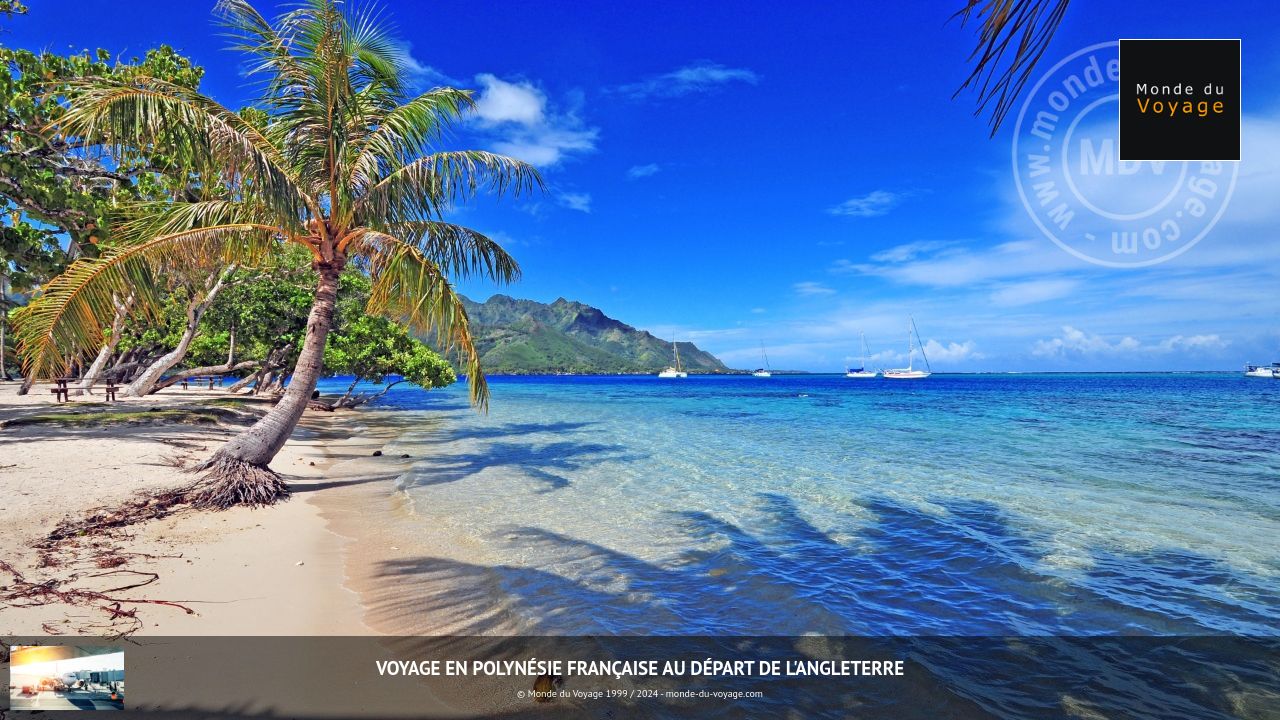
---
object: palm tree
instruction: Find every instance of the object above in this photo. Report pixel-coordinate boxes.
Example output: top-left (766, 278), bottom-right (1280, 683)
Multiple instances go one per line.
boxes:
top-left (14, 0), bottom-right (541, 507)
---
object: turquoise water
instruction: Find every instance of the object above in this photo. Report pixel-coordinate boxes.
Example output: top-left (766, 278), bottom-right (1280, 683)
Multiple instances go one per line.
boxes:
top-left (324, 373), bottom-right (1280, 637)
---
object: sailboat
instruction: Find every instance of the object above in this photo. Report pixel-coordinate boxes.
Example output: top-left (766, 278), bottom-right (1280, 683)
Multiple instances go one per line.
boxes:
top-left (658, 338), bottom-right (688, 378)
top-left (883, 318), bottom-right (931, 379)
top-left (752, 341), bottom-right (772, 377)
top-left (846, 332), bottom-right (878, 378)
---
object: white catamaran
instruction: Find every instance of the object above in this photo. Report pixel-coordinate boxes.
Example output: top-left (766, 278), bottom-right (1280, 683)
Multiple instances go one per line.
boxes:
top-left (883, 318), bottom-right (931, 379)
top-left (752, 341), bottom-right (772, 377)
top-left (1244, 363), bottom-right (1279, 378)
top-left (846, 331), bottom-right (878, 378)
top-left (658, 339), bottom-right (688, 378)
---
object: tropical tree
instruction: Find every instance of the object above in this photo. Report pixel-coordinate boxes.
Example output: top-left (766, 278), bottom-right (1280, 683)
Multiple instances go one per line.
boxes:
top-left (14, 0), bottom-right (541, 507)
top-left (0, 45), bottom-right (205, 391)
top-left (323, 272), bottom-right (455, 408)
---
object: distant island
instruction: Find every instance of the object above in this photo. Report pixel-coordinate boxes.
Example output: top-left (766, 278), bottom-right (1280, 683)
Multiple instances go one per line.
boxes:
top-left (459, 295), bottom-right (730, 375)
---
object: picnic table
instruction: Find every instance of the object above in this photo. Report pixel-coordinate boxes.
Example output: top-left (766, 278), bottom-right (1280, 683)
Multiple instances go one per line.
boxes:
top-left (50, 377), bottom-right (72, 402)
top-left (49, 378), bottom-right (118, 402)
top-left (180, 376), bottom-right (224, 390)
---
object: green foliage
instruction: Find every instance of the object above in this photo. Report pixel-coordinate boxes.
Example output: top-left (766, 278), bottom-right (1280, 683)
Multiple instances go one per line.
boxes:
top-left (324, 272), bottom-right (454, 391)
top-left (0, 44), bottom-right (206, 378)
top-left (1, 211), bottom-right (60, 295)
top-left (175, 263), bottom-right (455, 393)
top-left (0, 1), bottom-right (28, 19)
top-left (185, 248), bottom-right (317, 367)
top-left (325, 313), bottom-right (455, 390)
top-left (0, 45), bottom-right (203, 254)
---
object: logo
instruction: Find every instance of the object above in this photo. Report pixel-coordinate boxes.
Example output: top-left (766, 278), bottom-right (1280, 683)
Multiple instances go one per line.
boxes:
top-left (1012, 42), bottom-right (1238, 268)
top-left (1119, 39), bottom-right (1240, 161)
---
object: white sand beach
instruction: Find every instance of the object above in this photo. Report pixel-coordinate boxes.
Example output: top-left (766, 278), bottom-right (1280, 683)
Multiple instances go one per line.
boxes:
top-left (0, 381), bottom-right (398, 637)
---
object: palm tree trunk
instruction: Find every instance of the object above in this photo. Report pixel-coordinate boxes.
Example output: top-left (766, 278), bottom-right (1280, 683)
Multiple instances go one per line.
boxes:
top-left (191, 264), bottom-right (342, 507)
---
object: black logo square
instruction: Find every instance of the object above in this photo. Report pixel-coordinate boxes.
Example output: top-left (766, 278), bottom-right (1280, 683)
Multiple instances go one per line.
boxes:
top-left (1119, 39), bottom-right (1240, 161)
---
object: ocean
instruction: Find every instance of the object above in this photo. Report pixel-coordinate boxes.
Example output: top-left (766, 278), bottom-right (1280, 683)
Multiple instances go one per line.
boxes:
top-left (322, 372), bottom-right (1279, 639)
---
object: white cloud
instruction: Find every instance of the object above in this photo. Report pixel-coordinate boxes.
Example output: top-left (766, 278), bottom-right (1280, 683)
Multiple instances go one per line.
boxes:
top-left (473, 74), bottom-right (545, 124)
top-left (852, 238), bottom-right (1084, 288)
top-left (627, 163), bottom-right (661, 179)
top-left (793, 281), bottom-right (836, 297)
top-left (750, 307), bottom-right (767, 314)
top-left (471, 74), bottom-right (598, 167)
top-left (398, 44), bottom-right (462, 88)
top-left (1032, 326), bottom-right (1139, 357)
top-left (827, 190), bottom-right (909, 218)
top-left (869, 240), bottom-right (956, 263)
top-left (1031, 326), bottom-right (1225, 357)
top-left (922, 339), bottom-right (984, 363)
top-left (616, 61), bottom-right (757, 99)
top-left (557, 192), bottom-right (592, 213)
top-left (1153, 334), bottom-right (1227, 352)
top-left (988, 279), bottom-right (1078, 307)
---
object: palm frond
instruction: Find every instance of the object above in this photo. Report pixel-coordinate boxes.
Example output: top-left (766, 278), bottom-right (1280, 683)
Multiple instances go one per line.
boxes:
top-left (214, 0), bottom-right (312, 103)
top-left (348, 87), bottom-right (475, 193)
top-left (358, 150), bottom-right (544, 224)
top-left (347, 221), bottom-right (520, 283)
top-left (358, 231), bottom-right (489, 410)
top-left (953, 0), bottom-right (1071, 135)
top-left (54, 74), bottom-right (320, 222)
top-left (113, 198), bottom-right (299, 246)
top-left (14, 225), bottom-right (282, 379)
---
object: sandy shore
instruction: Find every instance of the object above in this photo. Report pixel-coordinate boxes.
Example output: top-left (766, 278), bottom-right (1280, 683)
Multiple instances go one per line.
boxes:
top-left (0, 380), bottom-right (410, 637)
top-left (0, 382), bottom-right (574, 717)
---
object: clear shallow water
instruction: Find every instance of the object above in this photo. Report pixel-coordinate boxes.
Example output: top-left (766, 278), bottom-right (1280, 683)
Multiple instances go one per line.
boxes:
top-left (321, 373), bottom-right (1280, 637)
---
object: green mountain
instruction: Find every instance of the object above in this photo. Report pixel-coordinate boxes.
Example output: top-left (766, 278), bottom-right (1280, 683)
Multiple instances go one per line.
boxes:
top-left (458, 294), bottom-right (729, 374)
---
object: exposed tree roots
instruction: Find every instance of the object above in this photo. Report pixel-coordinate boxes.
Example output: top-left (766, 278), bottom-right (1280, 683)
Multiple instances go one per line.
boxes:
top-left (4, 456), bottom-right (290, 636)
top-left (186, 455), bottom-right (291, 509)
top-left (43, 484), bottom-right (196, 544)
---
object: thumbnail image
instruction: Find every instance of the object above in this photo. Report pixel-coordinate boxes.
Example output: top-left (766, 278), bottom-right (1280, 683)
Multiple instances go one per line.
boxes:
top-left (8, 646), bottom-right (124, 711)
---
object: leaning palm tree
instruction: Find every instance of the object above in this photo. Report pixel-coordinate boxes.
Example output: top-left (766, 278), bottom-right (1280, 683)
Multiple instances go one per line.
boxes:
top-left (15, 0), bottom-right (541, 507)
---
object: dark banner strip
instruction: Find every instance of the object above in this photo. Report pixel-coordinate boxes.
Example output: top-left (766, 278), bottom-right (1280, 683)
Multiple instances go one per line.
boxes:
top-left (3, 636), bottom-right (1278, 718)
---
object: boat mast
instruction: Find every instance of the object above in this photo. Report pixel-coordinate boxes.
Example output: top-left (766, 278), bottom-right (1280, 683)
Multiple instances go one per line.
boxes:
top-left (906, 323), bottom-right (914, 371)
top-left (911, 316), bottom-right (931, 373)
top-left (673, 339), bottom-right (682, 372)
top-left (760, 341), bottom-right (770, 370)
top-left (860, 331), bottom-right (868, 369)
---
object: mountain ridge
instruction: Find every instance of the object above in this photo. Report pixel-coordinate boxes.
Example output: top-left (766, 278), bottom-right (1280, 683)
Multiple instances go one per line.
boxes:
top-left (458, 294), bottom-right (729, 375)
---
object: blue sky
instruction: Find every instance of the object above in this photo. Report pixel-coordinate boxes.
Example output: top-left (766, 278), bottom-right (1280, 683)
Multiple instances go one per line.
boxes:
top-left (9, 0), bottom-right (1280, 371)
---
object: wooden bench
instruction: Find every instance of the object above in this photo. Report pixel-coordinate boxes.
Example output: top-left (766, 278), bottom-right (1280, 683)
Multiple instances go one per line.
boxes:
top-left (49, 377), bottom-right (72, 402)
top-left (180, 376), bottom-right (222, 390)
top-left (104, 381), bottom-right (118, 402)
